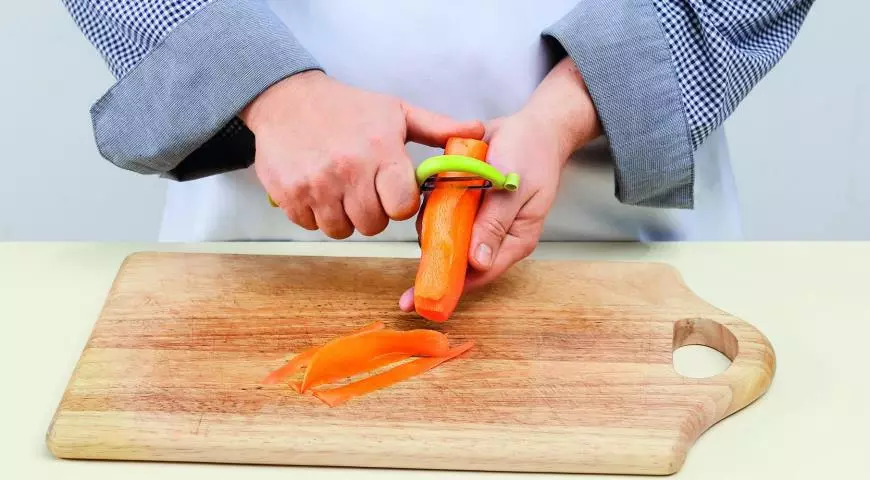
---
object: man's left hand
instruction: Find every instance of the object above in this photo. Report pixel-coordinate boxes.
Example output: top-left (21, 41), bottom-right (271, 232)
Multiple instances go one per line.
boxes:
top-left (399, 57), bottom-right (602, 312)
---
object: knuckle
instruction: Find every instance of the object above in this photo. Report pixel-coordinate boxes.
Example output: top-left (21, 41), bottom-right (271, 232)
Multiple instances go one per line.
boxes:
top-left (272, 184), bottom-right (302, 209)
top-left (282, 179), bottom-right (308, 202)
top-left (478, 216), bottom-right (510, 241)
top-left (307, 172), bottom-right (334, 202)
top-left (329, 151), bottom-right (360, 181)
top-left (318, 208), bottom-right (354, 239)
top-left (282, 205), bottom-right (315, 230)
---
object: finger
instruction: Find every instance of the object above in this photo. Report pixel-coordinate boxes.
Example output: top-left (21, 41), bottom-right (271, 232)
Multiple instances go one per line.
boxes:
top-left (285, 203), bottom-right (318, 231)
top-left (312, 200), bottom-right (354, 239)
top-left (468, 189), bottom-right (526, 271)
top-left (375, 153), bottom-right (420, 221)
top-left (344, 172), bottom-right (389, 236)
top-left (402, 102), bottom-right (485, 147)
top-left (464, 230), bottom-right (539, 292)
top-left (399, 287), bottom-right (415, 312)
top-left (255, 164), bottom-right (319, 231)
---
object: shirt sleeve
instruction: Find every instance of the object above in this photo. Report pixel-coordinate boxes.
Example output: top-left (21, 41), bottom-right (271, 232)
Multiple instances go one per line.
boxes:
top-left (542, 0), bottom-right (815, 208)
top-left (61, 0), bottom-right (323, 181)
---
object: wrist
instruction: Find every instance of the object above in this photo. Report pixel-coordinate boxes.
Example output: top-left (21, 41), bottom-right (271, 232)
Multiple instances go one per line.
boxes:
top-left (239, 69), bottom-right (326, 132)
top-left (521, 57), bottom-right (602, 158)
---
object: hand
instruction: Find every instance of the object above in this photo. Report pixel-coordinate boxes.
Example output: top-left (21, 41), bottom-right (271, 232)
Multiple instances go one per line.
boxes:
top-left (240, 70), bottom-right (485, 239)
top-left (399, 57), bottom-right (601, 311)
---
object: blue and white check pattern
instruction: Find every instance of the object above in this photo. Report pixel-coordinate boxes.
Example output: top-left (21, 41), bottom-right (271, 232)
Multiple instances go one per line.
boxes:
top-left (62, 0), bottom-right (213, 79)
top-left (653, 0), bottom-right (814, 148)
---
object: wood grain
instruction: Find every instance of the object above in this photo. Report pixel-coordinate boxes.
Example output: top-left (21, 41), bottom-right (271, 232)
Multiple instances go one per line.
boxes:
top-left (46, 251), bottom-right (776, 474)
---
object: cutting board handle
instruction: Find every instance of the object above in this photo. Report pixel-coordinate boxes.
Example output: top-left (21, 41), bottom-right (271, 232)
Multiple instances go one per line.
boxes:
top-left (673, 316), bottom-right (776, 419)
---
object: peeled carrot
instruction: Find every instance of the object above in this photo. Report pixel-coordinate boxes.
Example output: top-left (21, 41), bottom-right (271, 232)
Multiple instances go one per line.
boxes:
top-left (299, 329), bottom-right (450, 392)
top-left (313, 341), bottom-right (475, 407)
top-left (260, 321), bottom-right (385, 385)
top-left (414, 138), bottom-right (489, 322)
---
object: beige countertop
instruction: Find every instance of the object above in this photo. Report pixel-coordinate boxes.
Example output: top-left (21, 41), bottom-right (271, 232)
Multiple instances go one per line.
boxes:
top-left (2, 241), bottom-right (868, 479)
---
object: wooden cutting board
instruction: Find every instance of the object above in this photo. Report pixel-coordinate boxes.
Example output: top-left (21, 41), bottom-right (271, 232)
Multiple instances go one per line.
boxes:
top-left (47, 251), bottom-right (775, 475)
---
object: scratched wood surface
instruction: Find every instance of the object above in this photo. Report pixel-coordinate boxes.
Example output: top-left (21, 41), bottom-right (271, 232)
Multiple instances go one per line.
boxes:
top-left (46, 251), bottom-right (776, 475)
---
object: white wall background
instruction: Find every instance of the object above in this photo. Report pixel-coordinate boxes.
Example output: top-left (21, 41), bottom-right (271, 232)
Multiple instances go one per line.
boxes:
top-left (1, 0), bottom-right (867, 241)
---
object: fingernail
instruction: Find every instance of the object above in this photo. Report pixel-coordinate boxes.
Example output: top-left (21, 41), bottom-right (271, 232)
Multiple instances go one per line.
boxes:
top-left (474, 243), bottom-right (493, 267)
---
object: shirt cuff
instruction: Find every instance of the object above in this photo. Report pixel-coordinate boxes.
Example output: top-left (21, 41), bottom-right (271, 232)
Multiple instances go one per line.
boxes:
top-left (89, 0), bottom-right (321, 177)
top-left (542, 0), bottom-right (695, 208)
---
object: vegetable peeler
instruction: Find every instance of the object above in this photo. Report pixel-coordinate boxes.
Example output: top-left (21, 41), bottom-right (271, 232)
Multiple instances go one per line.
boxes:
top-left (266, 154), bottom-right (520, 207)
top-left (415, 154), bottom-right (520, 192)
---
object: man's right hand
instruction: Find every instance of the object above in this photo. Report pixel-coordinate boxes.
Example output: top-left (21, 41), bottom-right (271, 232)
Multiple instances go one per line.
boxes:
top-left (239, 71), bottom-right (485, 239)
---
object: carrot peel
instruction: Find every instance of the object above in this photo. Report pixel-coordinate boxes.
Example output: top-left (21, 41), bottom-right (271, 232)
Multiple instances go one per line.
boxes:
top-left (261, 322), bottom-right (474, 407)
top-left (313, 341), bottom-right (475, 407)
top-left (299, 329), bottom-right (449, 392)
top-left (260, 321), bottom-right (384, 385)
top-left (301, 352), bottom-right (412, 390)
top-left (260, 345), bottom-right (318, 385)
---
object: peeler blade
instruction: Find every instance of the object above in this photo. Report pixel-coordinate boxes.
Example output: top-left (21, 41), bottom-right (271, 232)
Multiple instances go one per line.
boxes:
top-left (419, 176), bottom-right (493, 192)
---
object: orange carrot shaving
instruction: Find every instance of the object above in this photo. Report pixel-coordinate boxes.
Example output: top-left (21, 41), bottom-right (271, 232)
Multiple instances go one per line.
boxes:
top-left (261, 345), bottom-right (318, 385)
top-left (313, 341), bottom-right (475, 407)
top-left (299, 329), bottom-right (449, 392)
top-left (261, 321), bottom-right (384, 385)
top-left (289, 352), bottom-right (412, 393)
top-left (330, 352), bottom-right (412, 383)
top-left (414, 138), bottom-right (489, 322)
top-left (262, 322), bottom-right (473, 406)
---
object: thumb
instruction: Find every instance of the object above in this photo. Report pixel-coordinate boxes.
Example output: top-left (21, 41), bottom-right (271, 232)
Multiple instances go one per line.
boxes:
top-left (402, 102), bottom-right (485, 147)
top-left (375, 152), bottom-right (420, 221)
top-left (468, 191), bottom-right (524, 271)
top-left (465, 192), bottom-right (544, 292)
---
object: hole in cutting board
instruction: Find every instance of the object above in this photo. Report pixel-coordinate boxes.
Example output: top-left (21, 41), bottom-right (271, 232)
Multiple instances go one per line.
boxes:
top-left (673, 345), bottom-right (732, 378)
top-left (672, 318), bottom-right (736, 379)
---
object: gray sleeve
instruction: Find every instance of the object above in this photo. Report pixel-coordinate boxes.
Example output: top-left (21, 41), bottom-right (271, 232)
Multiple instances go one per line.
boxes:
top-left (85, 0), bottom-right (322, 180)
top-left (542, 0), bottom-right (694, 208)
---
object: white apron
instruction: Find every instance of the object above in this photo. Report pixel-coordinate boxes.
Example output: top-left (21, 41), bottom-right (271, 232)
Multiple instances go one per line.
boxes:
top-left (158, 0), bottom-right (742, 242)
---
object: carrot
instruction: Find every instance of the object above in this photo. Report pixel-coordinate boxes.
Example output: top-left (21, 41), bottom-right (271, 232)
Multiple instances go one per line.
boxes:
top-left (260, 321), bottom-right (385, 385)
top-left (312, 341), bottom-right (475, 407)
top-left (290, 352), bottom-right (412, 393)
top-left (414, 137), bottom-right (489, 322)
top-left (300, 329), bottom-right (450, 392)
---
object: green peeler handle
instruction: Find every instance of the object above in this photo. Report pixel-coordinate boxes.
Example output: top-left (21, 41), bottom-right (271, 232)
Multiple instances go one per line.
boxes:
top-left (267, 154), bottom-right (520, 207)
top-left (415, 155), bottom-right (520, 191)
